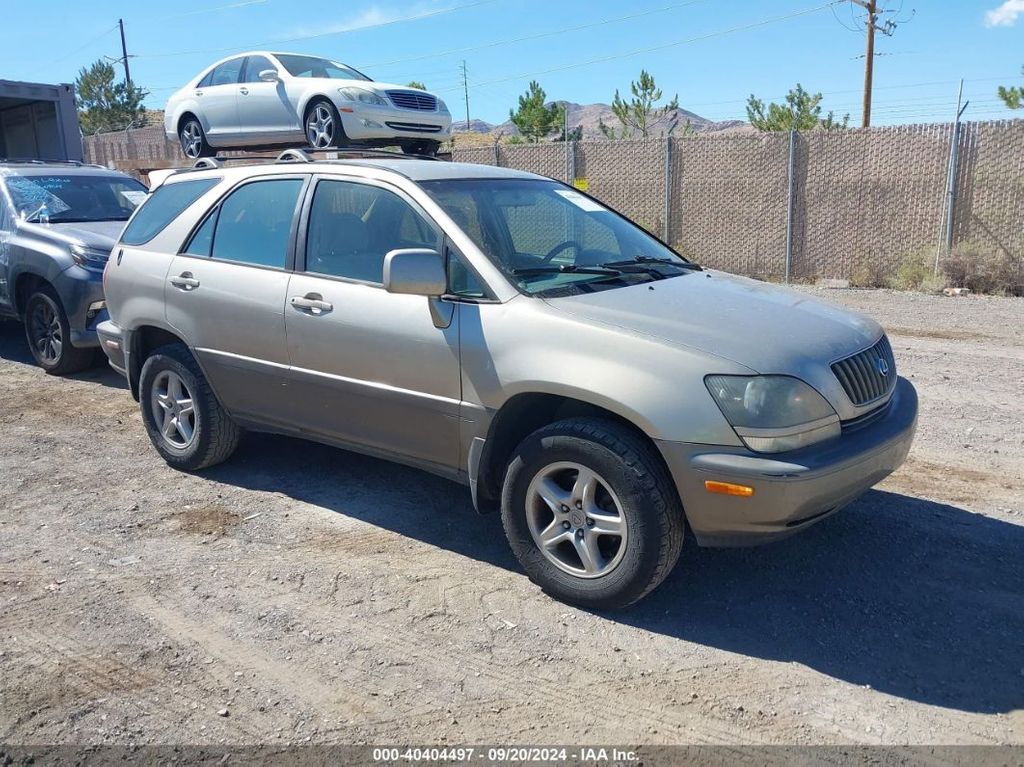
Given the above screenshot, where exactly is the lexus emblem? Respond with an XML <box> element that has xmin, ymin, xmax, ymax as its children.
<box><xmin>876</xmin><ymin>357</ymin><xmax>890</xmax><ymax>376</ymax></box>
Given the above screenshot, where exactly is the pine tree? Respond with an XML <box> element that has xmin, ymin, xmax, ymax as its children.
<box><xmin>600</xmin><ymin>70</ymin><xmax>679</xmax><ymax>140</ymax></box>
<box><xmin>746</xmin><ymin>84</ymin><xmax>848</xmax><ymax>132</ymax></box>
<box><xmin>75</xmin><ymin>59</ymin><xmax>148</xmax><ymax>134</ymax></box>
<box><xmin>407</xmin><ymin>81</ymin><xmax>427</xmax><ymax>91</ymax></box>
<box><xmin>997</xmin><ymin>68</ymin><xmax>1023</xmax><ymax>109</ymax></box>
<box><xmin>509</xmin><ymin>81</ymin><xmax>563</xmax><ymax>143</ymax></box>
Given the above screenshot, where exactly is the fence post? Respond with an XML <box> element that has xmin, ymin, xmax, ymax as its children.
<box><xmin>663</xmin><ymin>137</ymin><xmax>672</xmax><ymax>244</ymax></box>
<box><xmin>785</xmin><ymin>129</ymin><xmax>797</xmax><ymax>284</ymax></box>
<box><xmin>493</xmin><ymin>140</ymin><xmax>500</xmax><ymax>167</ymax></box>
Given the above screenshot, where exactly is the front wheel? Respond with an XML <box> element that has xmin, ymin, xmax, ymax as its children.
<box><xmin>305</xmin><ymin>100</ymin><xmax>345</xmax><ymax>149</ymax></box>
<box><xmin>24</xmin><ymin>287</ymin><xmax>95</xmax><ymax>375</ymax></box>
<box><xmin>500</xmin><ymin>417</ymin><xmax>685</xmax><ymax>609</ymax></box>
<box><xmin>139</xmin><ymin>344</ymin><xmax>241</xmax><ymax>471</ymax></box>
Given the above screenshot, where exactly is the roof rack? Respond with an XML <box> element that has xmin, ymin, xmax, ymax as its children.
<box><xmin>168</xmin><ymin>146</ymin><xmax>442</xmax><ymax>177</ymax></box>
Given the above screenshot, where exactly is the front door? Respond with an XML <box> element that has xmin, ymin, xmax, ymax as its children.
<box><xmin>164</xmin><ymin>175</ymin><xmax>307</xmax><ymax>423</ymax></box>
<box><xmin>235</xmin><ymin>55</ymin><xmax>297</xmax><ymax>139</ymax></box>
<box><xmin>284</xmin><ymin>176</ymin><xmax>461</xmax><ymax>470</ymax></box>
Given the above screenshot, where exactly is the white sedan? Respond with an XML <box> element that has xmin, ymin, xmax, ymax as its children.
<box><xmin>164</xmin><ymin>51</ymin><xmax>452</xmax><ymax>158</ymax></box>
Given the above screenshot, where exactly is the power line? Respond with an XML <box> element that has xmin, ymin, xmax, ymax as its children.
<box><xmin>49</xmin><ymin>23</ymin><xmax>118</xmax><ymax>67</ymax></box>
<box><xmin>465</xmin><ymin>1</ymin><xmax>845</xmax><ymax>90</ymax></box>
<box><xmin>136</xmin><ymin>0</ymin><xmax>502</xmax><ymax>58</ymax></box>
<box><xmin>361</xmin><ymin>0</ymin><xmax>713</xmax><ymax>71</ymax></box>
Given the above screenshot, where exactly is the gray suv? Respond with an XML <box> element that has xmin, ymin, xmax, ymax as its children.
<box><xmin>0</xmin><ymin>161</ymin><xmax>148</xmax><ymax>373</ymax></box>
<box><xmin>98</xmin><ymin>153</ymin><xmax>918</xmax><ymax>608</ymax></box>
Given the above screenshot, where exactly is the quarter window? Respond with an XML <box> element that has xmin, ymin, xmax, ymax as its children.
<box><xmin>209</xmin><ymin>178</ymin><xmax>304</xmax><ymax>268</ymax></box>
<box><xmin>305</xmin><ymin>180</ymin><xmax>439</xmax><ymax>284</ymax></box>
<box><xmin>121</xmin><ymin>178</ymin><xmax>219</xmax><ymax>246</ymax></box>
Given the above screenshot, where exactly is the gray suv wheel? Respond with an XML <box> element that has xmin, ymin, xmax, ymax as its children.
<box><xmin>24</xmin><ymin>287</ymin><xmax>95</xmax><ymax>375</ymax></box>
<box><xmin>500</xmin><ymin>417</ymin><xmax>685</xmax><ymax>609</ymax></box>
<box><xmin>139</xmin><ymin>344</ymin><xmax>241</xmax><ymax>470</ymax></box>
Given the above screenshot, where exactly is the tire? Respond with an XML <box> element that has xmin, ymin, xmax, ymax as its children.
<box><xmin>24</xmin><ymin>287</ymin><xmax>95</xmax><ymax>375</ymax></box>
<box><xmin>401</xmin><ymin>140</ymin><xmax>440</xmax><ymax>156</ymax></box>
<box><xmin>179</xmin><ymin>116</ymin><xmax>214</xmax><ymax>159</ymax></box>
<box><xmin>139</xmin><ymin>344</ymin><xmax>241</xmax><ymax>471</ymax></box>
<box><xmin>500</xmin><ymin>417</ymin><xmax>685</xmax><ymax>609</ymax></box>
<box><xmin>305</xmin><ymin>99</ymin><xmax>346</xmax><ymax>150</ymax></box>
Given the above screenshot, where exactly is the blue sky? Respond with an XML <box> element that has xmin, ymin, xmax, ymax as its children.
<box><xmin>3</xmin><ymin>0</ymin><xmax>1023</xmax><ymax>126</ymax></box>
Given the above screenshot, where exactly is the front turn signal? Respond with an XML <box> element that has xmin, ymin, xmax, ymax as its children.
<box><xmin>704</xmin><ymin>480</ymin><xmax>755</xmax><ymax>497</ymax></box>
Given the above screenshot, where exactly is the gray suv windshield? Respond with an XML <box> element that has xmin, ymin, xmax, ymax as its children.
<box><xmin>4</xmin><ymin>173</ymin><xmax>147</xmax><ymax>223</ymax></box>
<box><xmin>419</xmin><ymin>178</ymin><xmax>694</xmax><ymax>296</ymax></box>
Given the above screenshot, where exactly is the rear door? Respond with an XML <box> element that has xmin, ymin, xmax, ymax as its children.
<box><xmin>236</xmin><ymin>55</ymin><xmax>297</xmax><ymax>138</ymax></box>
<box><xmin>164</xmin><ymin>175</ymin><xmax>308</xmax><ymax>424</ymax></box>
<box><xmin>283</xmin><ymin>175</ymin><xmax>462</xmax><ymax>470</ymax></box>
<box><xmin>199</xmin><ymin>57</ymin><xmax>245</xmax><ymax>141</ymax></box>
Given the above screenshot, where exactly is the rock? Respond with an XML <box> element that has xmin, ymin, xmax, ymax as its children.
<box><xmin>217</xmin><ymin>708</ymin><xmax>229</xmax><ymax>717</ymax></box>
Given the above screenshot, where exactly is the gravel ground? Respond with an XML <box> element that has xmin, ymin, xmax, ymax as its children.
<box><xmin>0</xmin><ymin>287</ymin><xmax>1021</xmax><ymax>748</ymax></box>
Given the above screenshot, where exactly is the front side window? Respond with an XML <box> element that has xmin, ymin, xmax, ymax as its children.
<box><xmin>207</xmin><ymin>178</ymin><xmax>304</xmax><ymax>268</ymax></box>
<box><xmin>420</xmin><ymin>179</ymin><xmax>694</xmax><ymax>296</ymax></box>
<box><xmin>5</xmin><ymin>173</ymin><xmax>148</xmax><ymax>225</ymax></box>
<box><xmin>275</xmin><ymin>54</ymin><xmax>370</xmax><ymax>81</ymax></box>
<box><xmin>305</xmin><ymin>179</ymin><xmax>438</xmax><ymax>284</ymax></box>
<box><xmin>242</xmin><ymin>55</ymin><xmax>276</xmax><ymax>83</ymax></box>
<box><xmin>121</xmin><ymin>177</ymin><xmax>218</xmax><ymax>246</ymax></box>
<box><xmin>210</xmin><ymin>58</ymin><xmax>244</xmax><ymax>86</ymax></box>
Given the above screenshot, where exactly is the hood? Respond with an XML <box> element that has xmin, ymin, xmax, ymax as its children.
<box><xmin>23</xmin><ymin>220</ymin><xmax>125</xmax><ymax>251</ymax></box>
<box><xmin>543</xmin><ymin>270</ymin><xmax>882</xmax><ymax>375</ymax></box>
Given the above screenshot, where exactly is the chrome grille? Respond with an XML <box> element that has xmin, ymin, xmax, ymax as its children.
<box><xmin>385</xmin><ymin>121</ymin><xmax>443</xmax><ymax>133</ymax></box>
<box><xmin>386</xmin><ymin>90</ymin><xmax>437</xmax><ymax>111</ymax></box>
<box><xmin>831</xmin><ymin>335</ymin><xmax>896</xmax><ymax>406</ymax></box>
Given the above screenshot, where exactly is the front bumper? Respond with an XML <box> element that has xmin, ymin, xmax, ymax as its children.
<box><xmin>657</xmin><ymin>377</ymin><xmax>918</xmax><ymax>546</ymax></box>
<box><xmin>336</xmin><ymin>101</ymin><xmax>452</xmax><ymax>141</ymax></box>
<box><xmin>53</xmin><ymin>265</ymin><xmax>107</xmax><ymax>348</ymax></box>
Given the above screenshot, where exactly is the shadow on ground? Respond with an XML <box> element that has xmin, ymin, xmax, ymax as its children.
<box><xmin>209</xmin><ymin>431</ymin><xmax>1023</xmax><ymax>716</ymax></box>
<box><xmin>0</xmin><ymin>319</ymin><xmax>126</xmax><ymax>389</ymax></box>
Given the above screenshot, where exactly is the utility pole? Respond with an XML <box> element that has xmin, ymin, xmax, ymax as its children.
<box><xmin>118</xmin><ymin>18</ymin><xmax>132</xmax><ymax>87</ymax></box>
<box><xmin>460</xmin><ymin>60</ymin><xmax>470</xmax><ymax>131</ymax></box>
<box><xmin>850</xmin><ymin>1</ymin><xmax>897</xmax><ymax>128</ymax></box>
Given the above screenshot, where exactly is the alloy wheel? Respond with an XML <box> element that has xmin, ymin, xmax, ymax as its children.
<box><xmin>525</xmin><ymin>461</ymin><xmax>628</xmax><ymax>579</ymax></box>
<box><xmin>306</xmin><ymin>104</ymin><xmax>335</xmax><ymax>148</ymax></box>
<box><xmin>29</xmin><ymin>300</ymin><xmax>62</xmax><ymax>364</ymax></box>
<box><xmin>151</xmin><ymin>370</ymin><xmax>197</xmax><ymax>449</ymax></box>
<box><xmin>180</xmin><ymin>121</ymin><xmax>203</xmax><ymax>159</ymax></box>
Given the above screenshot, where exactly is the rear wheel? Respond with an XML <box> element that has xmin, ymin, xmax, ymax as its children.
<box><xmin>401</xmin><ymin>140</ymin><xmax>440</xmax><ymax>156</ymax></box>
<box><xmin>139</xmin><ymin>344</ymin><xmax>241</xmax><ymax>471</ymax></box>
<box><xmin>24</xmin><ymin>287</ymin><xmax>95</xmax><ymax>375</ymax></box>
<box><xmin>500</xmin><ymin>417</ymin><xmax>685</xmax><ymax>609</ymax></box>
<box><xmin>305</xmin><ymin>99</ymin><xmax>345</xmax><ymax>149</ymax></box>
<box><xmin>179</xmin><ymin>117</ymin><xmax>214</xmax><ymax>159</ymax></box>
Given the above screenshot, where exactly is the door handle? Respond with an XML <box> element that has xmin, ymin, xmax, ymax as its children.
<box><xmin>239</xmin><ymin>87</ymin><xmax>249</xmax><ymax>95</ymax></box>
<box><xmin>290</xmin><ymin>293</ymin><xmax>333</xmax><ymax>315</ymax></box>
<box><xmin>169</xmin><ymin>272</ymin><xmax>200</xmax><ymax>290</ymax></box>
<box><xmin>195</xmin><ymin>90</ymin><xmax>203</xmax><ymax>97</ymax></box>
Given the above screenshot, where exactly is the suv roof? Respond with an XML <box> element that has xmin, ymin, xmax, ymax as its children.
<box><xmin>0</xmin><ymin>160</ymin><xmax>123</xmax><ymax>177</ymax></box>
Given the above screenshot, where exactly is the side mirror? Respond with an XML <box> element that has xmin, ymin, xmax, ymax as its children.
<box><xmin>258</xmin><ymin>69</ymin><xmax>279</xmax><ymax>82</ymax></box>
<box><xmin>383</xmin><ymin>249</ymin><xmax>446</xmax><ymax>296</ymax></box>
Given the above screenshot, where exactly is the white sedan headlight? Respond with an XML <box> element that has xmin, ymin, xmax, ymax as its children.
<box><xmin>436</xmin><ymin>98</ymin><xmax>449</xmax><ymax>113</ymax></box>
<box><xmin>337</xmin><ymin>87</ymin><xmax>389</xmax><ymax>106</ymax></box>
<box><xmin>705</xmin><ymin>375</ymin><xmax>840</xmax><ymax>453</ymax></box>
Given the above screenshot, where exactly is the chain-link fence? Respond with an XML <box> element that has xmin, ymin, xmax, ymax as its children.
<box><xmin>83</xmin><ymin>120</ymin><xmax>1024</xmax><ymax>283</ymax></box>
<box><xmin>453</xmin><ymin>120</ymin><xmax>1024</xmax><ymax>283</ymax></box>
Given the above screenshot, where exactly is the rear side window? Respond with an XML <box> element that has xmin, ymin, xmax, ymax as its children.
<box><xmin>120</xmin><ymin>178</ymin><xmax>219</xmax><ymax>246</ymax></box>
<box><xmin>208</xmin><ymin>178</ymin><xmax>304</xmax><ymax>268</ymax></box>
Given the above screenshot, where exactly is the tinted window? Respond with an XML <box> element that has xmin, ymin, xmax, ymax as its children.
<box><xmin>211</xmin><ymin>178</ymin><xmax>303</xmax><ymax>268</ymax></box>
<box><xmin>210</xmin><ymin>58</ymin><xmax>244</xmax><ymax>86</ymax></box>
<box><xmin>3</xmin><ymin>173</ymin><xmax>147</xmax><ymax>223</ymax></box>
<box><xmin>242</xmin><ymin>55</ymin><xmax>275</xmax><ymax>83</ymax></box>
<box><xmin>197</xmin><ymin>70</ymin><xmax>215</xmax><ymax>88</ymax></box>
<box><xmin>275</xmin><ymin>54</ymin><xmax>370</xmax><ymax>81</ymax></box>
<box><xmin>305</xmin><ymin>180</ymin><xmax>438</xmax><ymax>283</ymax></box>
<box><xmin>183</xmin><ymin>210</ymin><xmax>216</xmax><ymax>256</ymax></box>
<box><xmin>121</xmin><ymin>178</ymin><xmax>219</xmax><ymax>246</ymax></box>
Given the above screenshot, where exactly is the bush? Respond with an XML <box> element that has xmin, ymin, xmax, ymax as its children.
<box><xmin>893</xmin><ymin>251</ymin><xmax>934</xmax><ymax>290</ymax></box>
<box><xmin>849</xmin><ymin>260</ymin><xmax>891</xmax><ymax>289</ymax></box>
<box><xmin>941</xmin><ymin>242</ymin><xmax>1024</xmax><ymax>296</ymax></box>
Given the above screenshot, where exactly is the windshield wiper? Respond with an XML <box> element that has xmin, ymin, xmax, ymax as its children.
<box><xmin>512</xmin><ymin>264</ymin><xmax>623</xmax><ymax>278</ymax></box>
<box><xmin>601</xmin><ymin>256</ymin><xmax>702</xmax><ymax>271</ymax></box>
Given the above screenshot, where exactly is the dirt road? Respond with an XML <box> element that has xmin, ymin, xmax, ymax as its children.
<box><xmin>1</xmin><ymin>288</ymin><xmax>1021</xmax><ymax>747</ymax></box>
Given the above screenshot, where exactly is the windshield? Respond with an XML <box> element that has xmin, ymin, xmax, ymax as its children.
<box><xmin>4</xmin><ymin>173</ymin><xmax>148</xmax><ymax>223</ymax></box>
<box><xmin>419</xmin><ymin>178</ymin><xmax>694</xmax><ymax>296</ymax></box>
<box><xmin>275</xmin><ymin>54</ymin><xmax>371</xmax><ymax>81</ymax></box>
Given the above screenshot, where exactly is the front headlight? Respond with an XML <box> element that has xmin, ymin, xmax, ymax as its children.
<box><xmin>705</xmin><ymin>375</ymin><xmax>840</xmax><ymax>453</ymax></box>
<box><xmin>70</xmin><ymin>244</ymin><xmax>111</xmax><ymax>272</ymax></box>
<box><xmin>436</xmin><ymin>98</ymin><xmax>449</xmax><ymax>113</ymax></box>
<box><xmin>337</xmin><ymin>87</ymin><xmax>388</xmax><ymax>106</ymax></box>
